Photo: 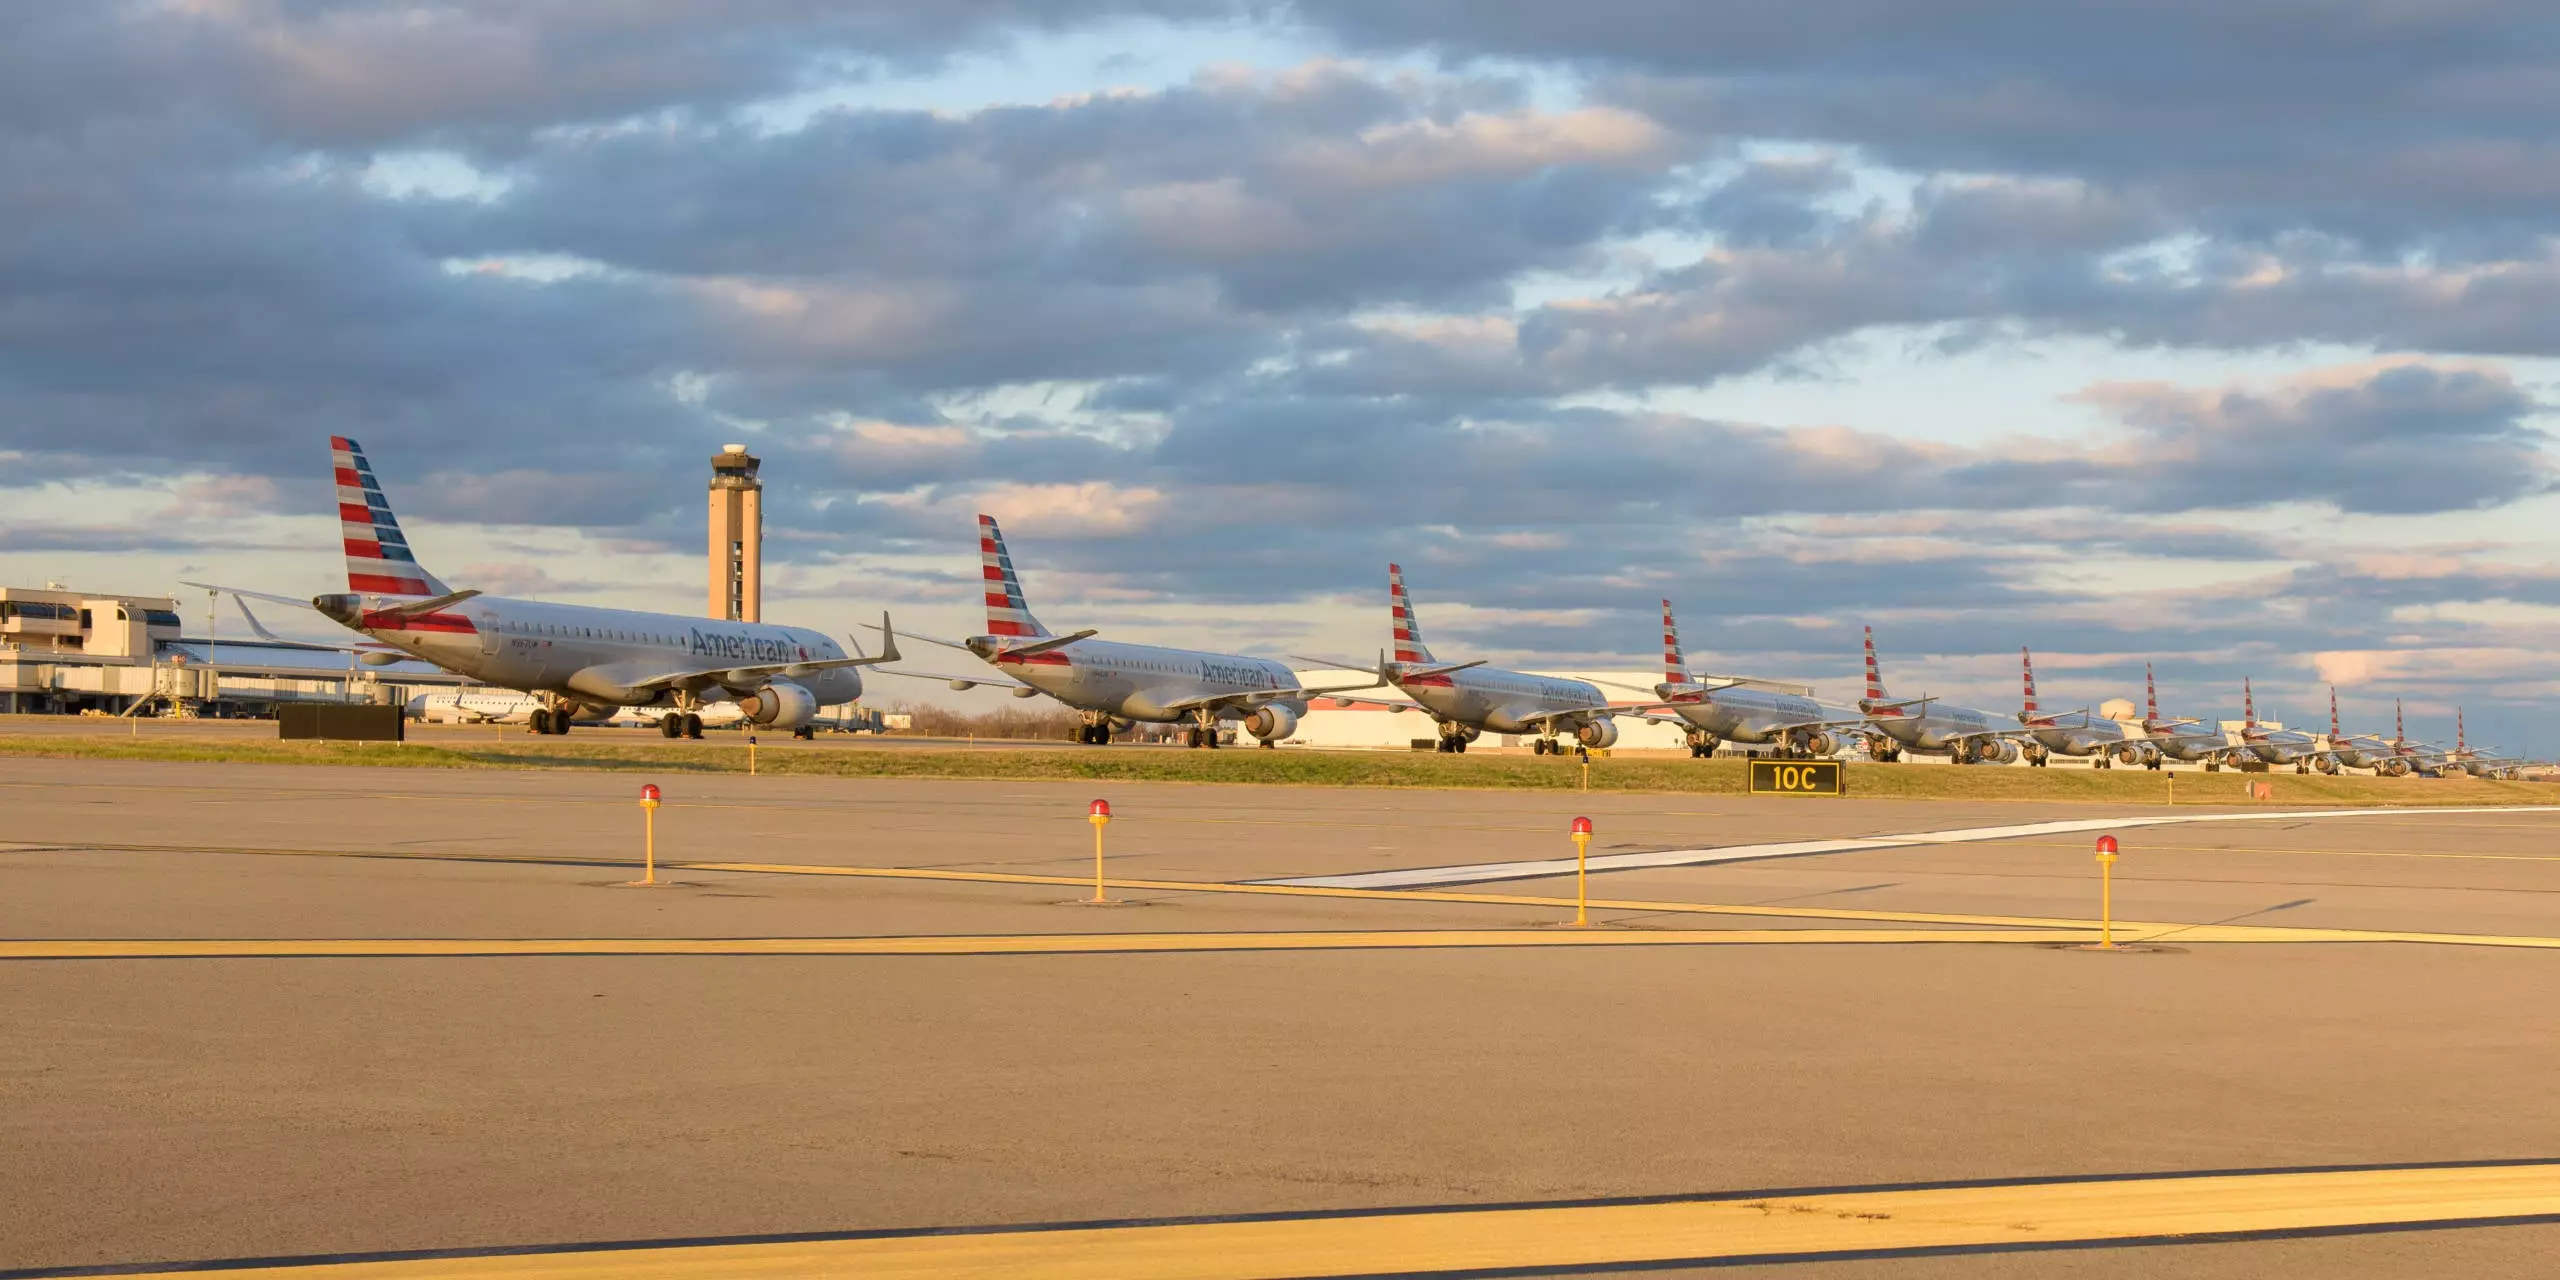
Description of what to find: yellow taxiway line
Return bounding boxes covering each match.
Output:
[90,1161,2560,1277]
[11,917,2560,961]
[0,929,2072,960]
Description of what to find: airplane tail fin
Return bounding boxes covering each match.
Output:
[2395,698,2405,746]
[2021,647,2039,717]
[1862,626,1887,704]
[1661,600,1691,685]
[331,436,449,597]
[2243,678,2256,728]
[1388,563,1435,664]
[2458,708,2467,754]
[976,514,1050,639]
[2145,662,2159,724]
[2330,686,2340,740]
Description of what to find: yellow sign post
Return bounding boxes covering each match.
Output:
[1570,816,1593,927]
[1087,799,1113,904]
[2093,833,2119,949]
[747,734,758,776]
[633,783,662,886]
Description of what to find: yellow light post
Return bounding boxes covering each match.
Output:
[1087,799,1113,904]
[1570,815,1593,927]
[2093,833,2119,949]
[634,783,662,886]
[747,734,758,776]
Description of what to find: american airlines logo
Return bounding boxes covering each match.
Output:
[689,628,800,663]
[1200,659,1277,687]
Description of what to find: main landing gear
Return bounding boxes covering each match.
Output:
[1433,723,1474,753]
[1685,731,1720,759]
[1183,710,1223,749]
[1074,712,1116,745]
[656,712,705,739]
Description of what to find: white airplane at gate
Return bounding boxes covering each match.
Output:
[1640,600,1866,759]
[207,437,900,738]
[1303,565,1632,755]
[890,515,1374,748]
[1857,628,2033,764]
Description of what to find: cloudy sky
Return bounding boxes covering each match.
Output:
[6,1,2559,752]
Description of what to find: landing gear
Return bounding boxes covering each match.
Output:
[1076,713,1115,746]
[2204,760,2221,772]
[529,706,572,735]
[2295,762,2310,775]
[1686,731,1719,760]
[793,725,816,740]
[659,714,682,739]
[681,712,703,739]
[1434,724,1472,754]
[1531,738,1557,756]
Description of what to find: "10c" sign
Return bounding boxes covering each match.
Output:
[1749,758,1843,796]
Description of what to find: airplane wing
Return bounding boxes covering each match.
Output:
[229,597,403,655]
[859,620,977,652]
[181,580,323,610]
[867,667,1034,692]
[619,613,906,693]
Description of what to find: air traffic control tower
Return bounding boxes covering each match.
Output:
[708,443,762,622]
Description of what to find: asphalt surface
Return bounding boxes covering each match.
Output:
[5,758,2558,1276]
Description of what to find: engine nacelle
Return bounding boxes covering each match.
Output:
[1795,730,1837,757]
[2315,755,2340,775]
[2382,759,2411,777]
[736,679,818,728]
[2111,743,2154,767]
[948,679,977,691]
[1575,719,1619,750]
[1973,738,2022,765]
[359,650,404,667]
[1243,705,1298,742]
[1010,684,1040,698]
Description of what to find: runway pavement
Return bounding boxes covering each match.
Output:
[5,757,2559,1276]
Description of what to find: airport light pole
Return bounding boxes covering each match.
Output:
[1570,816,1593,927]
[1087,799,1112,904]
[2094,834,2119,949]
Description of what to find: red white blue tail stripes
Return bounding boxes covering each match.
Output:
[2243,678,2257,729]
[2145,662,2159,724]
[978,514,1049,639]
[2021,647,2039,718]
[331,436,447,597]
[2330,687,2340,740]
[1388,563,1435,665]
[1660,599,1691,685]
[1862,626,1887,703]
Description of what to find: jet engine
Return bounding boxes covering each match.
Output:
[736,679,818,728]
[2112,743,2156,767]
[1243,705,1298,742]
[2315,755,2341,775]
[359,650,404,667]
[1575,719,1620,750]
[948,679,977,691]
[1794,730,1838,757]
[2381,759,2411,778]
[1973,738,2022,765]
[1010,685,1040,698]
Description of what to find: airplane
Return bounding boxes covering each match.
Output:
[2233,679,2325,773]
[1857,627,2033,764]
[1639,600,1869,760]
[1300,565,1636,756]
[2130,663,2235,769]
[882,515,1376,748]
[200,437,902,740]
[2313,687,2402,775]
[2012,648,2214,770]
[2439,708,2528,778]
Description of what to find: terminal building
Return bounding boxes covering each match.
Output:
[1,583,468,717]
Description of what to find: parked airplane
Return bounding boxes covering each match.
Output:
[1304,566,1633,755]
[2314,687,2401,775]
[205,437,900,739]
[2438,709,2527,778]
[888,515,1373,748]
[1857,628,2030,763]
[2234,679,2324,772]
[2013,649,2185,769]
[1642,600,1868,759]
[2131,663,2234,768]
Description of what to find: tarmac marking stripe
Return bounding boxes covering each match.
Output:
[1267,806,2560,889]
[0,930,2071,960]
[78,1163,2560,1278]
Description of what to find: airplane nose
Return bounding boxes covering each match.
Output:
[313,593,363,625]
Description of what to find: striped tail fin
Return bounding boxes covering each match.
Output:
[1388,563,1435,664]
[1862,626,1887,703]
[1660,599,1691,685]
[331,436,447,597]
[2330,687,2340,740]
[2457,708,2466,754]
[2145,662,2159,724]
[2243,678,2256,728]
[977,514,1049,639]
[2021,647,2039,717]
[2395,699,2405,747]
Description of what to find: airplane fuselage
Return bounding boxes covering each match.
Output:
[1395,664,1609,736]
[2024,714,2156,761]
[1867,702,2009,754]
[2242,728,2322,765]
[1653,683,1863,746]
[970,635,1303,724]
[322,593,861,709]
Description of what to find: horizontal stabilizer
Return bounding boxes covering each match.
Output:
[999,628,1098,659]
[378,588,481,618]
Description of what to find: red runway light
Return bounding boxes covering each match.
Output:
[1570,816,1592,836]
[1089,798,1112,818]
